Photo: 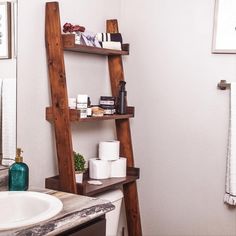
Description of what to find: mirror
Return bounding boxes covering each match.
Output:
[0,0,17,165]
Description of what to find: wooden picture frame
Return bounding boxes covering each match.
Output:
[0,2,11,59]
[212,0,236,53]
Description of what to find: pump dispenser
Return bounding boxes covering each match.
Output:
[117,81,127,114]
[9,148,29,191]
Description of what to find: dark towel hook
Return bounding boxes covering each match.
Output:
[218,80,230,90]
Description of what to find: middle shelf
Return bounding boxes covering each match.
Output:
[46,106,135,122]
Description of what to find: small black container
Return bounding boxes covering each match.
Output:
[117,81,127,114]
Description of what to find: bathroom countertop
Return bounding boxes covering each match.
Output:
[0,187,114,236]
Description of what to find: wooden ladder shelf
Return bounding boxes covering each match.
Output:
[44,2,142,236]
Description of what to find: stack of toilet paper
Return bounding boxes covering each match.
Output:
[89,140,127,179]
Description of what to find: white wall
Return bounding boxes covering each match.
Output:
[17,0,121,186]
[0,60,16,79]
[0,0,16,79]
[121,0,236,235]
[17,0,236,235]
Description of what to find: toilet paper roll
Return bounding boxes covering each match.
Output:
[99,140,120,161]
[89,158,110,179]
[110,157,127,178]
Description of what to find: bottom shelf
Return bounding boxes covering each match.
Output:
[45,167,139,196]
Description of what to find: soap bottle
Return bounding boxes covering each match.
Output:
[9,148,29,191]
[117,81,127,114]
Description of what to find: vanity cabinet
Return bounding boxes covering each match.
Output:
[44,2,142,236]
[59,216,105,236]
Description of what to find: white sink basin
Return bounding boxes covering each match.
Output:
[0,191,63,230]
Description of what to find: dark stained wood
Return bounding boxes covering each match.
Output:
[64,44,129,56]
[107,19,120,34]
[82,167,139,196]
[6,2,11,59]
[45,175,62,192]
[115,119,134,167]
[62,34,129,55]
[123,182,142,236]
[46,107,134,122]
[45,167,140,196]
[45,6,142,234]
[58,216,106,236]
[62,34,75,48]
[45,2,77,194]
[107,19,142,236]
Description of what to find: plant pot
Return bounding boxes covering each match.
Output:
[75,171,83,183]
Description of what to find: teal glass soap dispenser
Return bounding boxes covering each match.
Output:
[9,148,29,191]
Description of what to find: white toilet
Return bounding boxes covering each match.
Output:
[95,189,124,236]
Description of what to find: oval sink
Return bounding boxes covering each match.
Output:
[0,191,63,230]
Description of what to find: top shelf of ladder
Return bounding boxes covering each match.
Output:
[62,34,129,56]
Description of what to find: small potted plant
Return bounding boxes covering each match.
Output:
[73,151,86,183]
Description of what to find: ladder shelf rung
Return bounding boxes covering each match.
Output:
[62,34,129,56]
[46,106,135,122]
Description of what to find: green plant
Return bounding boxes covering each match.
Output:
[73,151,86,172]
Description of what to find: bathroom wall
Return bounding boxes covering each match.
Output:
[0,0,16,80]
[120,0,236,235]
[17,0,236,235]
[17,0,121,186]
[0,56,16,79]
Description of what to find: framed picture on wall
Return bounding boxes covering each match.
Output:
[0,2,11,59]
[212,0,236,53]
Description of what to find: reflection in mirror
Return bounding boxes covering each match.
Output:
[0,0,17,166]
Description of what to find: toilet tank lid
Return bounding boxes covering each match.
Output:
[95,189,123,203]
